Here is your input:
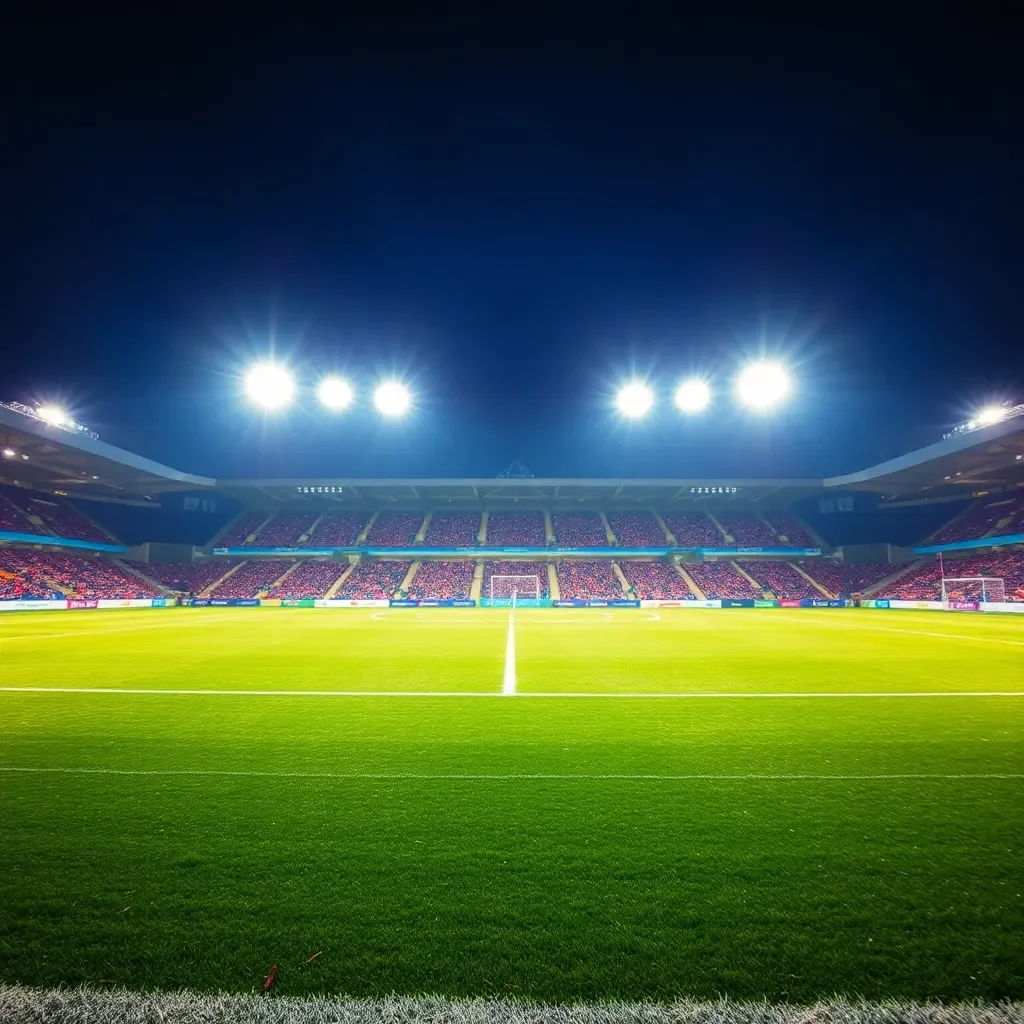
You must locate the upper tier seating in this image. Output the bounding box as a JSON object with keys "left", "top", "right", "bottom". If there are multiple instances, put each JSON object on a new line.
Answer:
{"left": 487, "top": 513, "right": 546, "bottom": 547}
{"left": 253, "top": 513, "right": 318, "bottom": 547}
{"left": 267, "top": 560, "right": 344, "bottom": 599}
{"left": 555, "top": 560, "right": 621, "bottom": 599}
{"left": 607, "top": 512, "right": 666, "bottom": 547}
{"left": 407, "top": 560, "right": 475, "bottom": 600}
{"left": 306, "top": 512, "right": 370, "bottom": 547}
{"left": 552, "top": 513, "right": 608, "bottom": 548}
{"left": 0, "top": 493, "right": 34, "bottom": 533}
{"left": 365, "top": 513, "right": 425, "bottom": 548}
{"left": 423, "top": 513, "right": 481, "bottom": 547}
{"left": 715, "top": 513, "right": 778, "bottom": 548}
{"left": 13, "top": 495, "right": 111, "bottom": 543}
{"left": 482, "top": 560, "right": 550, "bottom": 598}
{"left": 663, "top": 513, "right": 721, "bottom": 547}
{"left": 929, "top": 494, "right": 1024, "bottom": 545}
{"left": 218, "top": 511, "right": 267, "bottom": 547}
{"left": 619, "top": 561, "right": 693, "bottom": 599}
{"left": 762, "top": 512, "right": 815, "bottom": 547}
{"left": 684, "top": 561, "right": 759, "bottom": 600}
{"left": 336, "top": 561, "right": 410, "bottom": 600}
{"left": 210, "top": 560, "right": 295, "bottom": 598}
{"left": 739, "top": 560, "right": 816, "bottom": 600}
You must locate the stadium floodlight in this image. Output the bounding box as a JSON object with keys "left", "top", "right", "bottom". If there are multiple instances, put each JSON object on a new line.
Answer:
{"left": 615, "top": 381, "right": 654, "bottom": 419}
{"left": 317, "top": 376, "right": 354, "bottom": 411}
{"left": 735, "top": 361, "right": 792, "bottom": 411}
{"left": 1, "top": 448, "right": 14, "bottom": 458}
{"left": 244, "top": 363, "right": 295, "bottom": 411}
{"left": 36, "top": 404, "right": 70, "bottom": 427}
{"left": 373, "top": 380, "right": 411, "bottom": 418}
{"left": 975, "top": 405, "right": 1007, "bottom": 427}
{"left": 674, "top": 378, "right": 711, "bottom": 414}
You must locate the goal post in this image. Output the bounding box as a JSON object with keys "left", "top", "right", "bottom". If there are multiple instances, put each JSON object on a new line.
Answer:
{"left": 940, "top": 576, "right": 1005, "bottom": 608}
{"left": 489, "top": 575, "right": 541, "bottom": 606}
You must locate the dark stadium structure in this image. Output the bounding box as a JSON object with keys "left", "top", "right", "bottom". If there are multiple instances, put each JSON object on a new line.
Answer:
{"left": 1, "top": 401, "right": 1023, "bottom": 605}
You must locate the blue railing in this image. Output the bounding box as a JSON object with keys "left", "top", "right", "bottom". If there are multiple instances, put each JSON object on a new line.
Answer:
{"left": 0, "top": 530, "right": 127, "bottom": 553}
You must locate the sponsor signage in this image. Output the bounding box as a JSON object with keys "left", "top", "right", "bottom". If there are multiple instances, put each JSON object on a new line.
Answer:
{"left": 754, "top": 599, "right": 778, "bottom": 608}
{"left": 67, "top": 599, "right": 99, "bottom": 609}
{"left": 981, "top": 602, "right": 1024, "bottom": 614}
{"left": 780, "top": 599, "right": 801, "bottom": 608}
{"left": 0, "top": 598, "right": 67, "bottom": 612}
{"left": 389, "top": 599, "right": 420, "bottom": 608}
{"left": 947, "top": 600, "right": 980, "bottom": 612}
{"left": 719, "top": 599, "right": 755, "bottom": 608}
{"left": 190, "top": 598, "right": 261, "bottom": 607}
{"left": 314, "top": 599, "right": 390, "bottom": 608}
{"left": 281, "top": 599, "right": 316, "bottom": 608}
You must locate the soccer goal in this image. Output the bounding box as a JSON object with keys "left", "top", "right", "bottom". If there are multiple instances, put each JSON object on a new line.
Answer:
{"left": 489, "top": 575, "right": 541, "bottom": 606}
{"left": 940, "top": 576, "right": 1005, "bottom": 608}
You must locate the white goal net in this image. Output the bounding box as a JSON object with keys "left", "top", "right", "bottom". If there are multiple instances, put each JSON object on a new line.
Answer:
{"left": 940, "top": 576, "right": 1005, "bottom": 608}
{"left": 489, "top": 575, "right": 541, "bottom": 605}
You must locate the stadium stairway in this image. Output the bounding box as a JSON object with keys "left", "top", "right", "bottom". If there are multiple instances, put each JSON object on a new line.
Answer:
{"left": 5, "top": 495, "right": 56, "bottom": 537}
{"left": 116, "top": 560, "right": 173, "bottom": 596}
{"left": 675, "top": 562, "right": 705, "bottom": 599}
{"left": 652, "top": 511, "right": 676, "bottom": 545}
{"left": 706, "top": 512, "right": 732, "bottom": 544}
{"left": 470, "top": 562, "right": 484, "bottom": 600}
{"left": 544, "top": 511, "right": 556, "bottom": 544}
{"left": 862, "top": 558, "right": 929, "bottom": 596}
{"left": 298, "top": 512, "right": 327, "bottom": 545}
{"left": 206, "top": 509, "right": 247, "bottom": 548}
{"left": 611, "top": 560, "right": 631, "bottom": 595}
{"left": 243, "top": 513, "right": 277, "bottom": 545}
{"left": 599, "top": 511, "right": 617, "bottom": 544}
{"left": 925, "top": 500, "right": 978, "bottom": 543}
{"left": 986, "top": 510, "right": 1021, "bottom": 538}
{"left": 324, "top": 562, "right": 357, "bottom": 599}
{"left": 414, "top": 514, "right": 431, "bottom": 544}
{"left": 791, "top": 562, "right": 833, "bottom": 598}
{"left": 355, "top": 512, "right": 379, "bottom": 546}
{"left": 400, "top": 561, "right": 421, "bottom": 594}
{"left": 477, "top": 511, "right": 489, "bottom": 544}
{"left": 269, "top": 562, "right": 300, "bottom": 590}
{"left": 756, "top": 512, "right": 782, "bottom": 543}
{"left": 731, "top": 560, "right": 770, "bottom": 597}
{"left": 73, "top": 502, "right": 120, "bottom": 543}
{"left": 199, "top": 561, "right": 245, "bottom": 597}
{"left": 547, "top": 563, "right": 560, "bottom": 600}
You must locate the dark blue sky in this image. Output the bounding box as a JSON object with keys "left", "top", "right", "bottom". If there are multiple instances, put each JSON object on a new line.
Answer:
{"left": 3, "top": 10, "right": 1021, "bottom": 480}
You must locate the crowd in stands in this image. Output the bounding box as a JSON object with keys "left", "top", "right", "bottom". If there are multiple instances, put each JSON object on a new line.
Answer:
{"left": 684, "top": 560, "right": 758, "bottom": 600}
{"left": 556, "top": 559, "right": 621, "bottom": 599}
{"left": 664, "top": 513, "right": 721, "bottom": 547}
{"left": 608, "top": 512, "right": 666, "bottom": 547}
{"left": 879, "top": 552, "right": 1024, "bottom": 602}
{"left": 929, "top": 494, "right": 1024, "bottom": 546}
{"left": 739, "top": 560, "right": 816, "bottom": 600}
{"left": 143, "top": 560, "right": 237, "bottom": 594}
{"left": 254, "top": 513, "right": 317, "bottom": 547}
{"left": 267, "top": 560, "right": 345, "bottom": 599}
{"left": 218, "top": 511, "right": 267, "bottom": 546}
{"left": 423, "top": 513, "right": 480, "bottom": 547}
{"left": 762, "top": 512, "right": 815, "bottom": 547}
{"left": 483, "top": 560, "right": 549, "bottom": 598}
{"left": 365, "top": 513, "right": 425, "bottom": 547}
{"left": 15, "top": 495, "right": 111, "bottom": 543}
{"left": 336, "top": 560, "right": 410, "bottom": 600}
{"left": 487, "top": 512, "right": 546, "bottom": 547}
{"left": 306, "top": 512, "right": 370, "bottom": 547}
{"left": 552, "top": 513, "right": 608, "bottom": 548}
{"left": 0, "top": 549, "right": 160, "bottom": 599}
{"left": 715, "top": 513, "right": 778, "bottom": 548}
{"left": 839, "top": 562, "right": 908, "bottom": 594}
{"left": 0, "top": 495, "right": 32, "bottom": 533}
{"left": 407, "top": 560, "right": 475, "bottom": 600}
{"left": 210, "top": 560, "right": 294, "bottom": 599}
{"left": 619, "top": 560, "right": 693, "bottom": 599}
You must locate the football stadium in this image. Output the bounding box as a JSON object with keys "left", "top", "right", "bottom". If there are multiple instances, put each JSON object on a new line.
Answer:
{"left": 1, "top": 397, "right": 1022, "bottom": 1020}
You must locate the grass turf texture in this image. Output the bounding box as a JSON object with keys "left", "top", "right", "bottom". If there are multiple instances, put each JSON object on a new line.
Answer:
{"left": 0, "top": 607, "right": 1022, "bottom": 1003}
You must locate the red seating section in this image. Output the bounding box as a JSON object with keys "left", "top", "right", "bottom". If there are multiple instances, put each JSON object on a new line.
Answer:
{"left": 664, "top": 513, "right": 721, "bottom": 547}
{"left": 739, "top": 560, "right": 816, "bottom": 600}
{"left": 552, "top": 514, "right": 608, "bottom": 548}
{"left": 336, "top": 561, "right": 410, "bottom": 600}
{"left": 306, "top": 512, "right": 370, "bottom": 547}
{"left": 424, "top": 514, "right": 480, "bottom": 547}
{"left": 219, "top": 512, "right": 267, "bottom": 546}
{"left": 483, "top": 560, "right": 549, "bottom": 598}
{"left": 252, "top": 513, "right": 317, "bottom": 547}
{"left": 930, "top": 494, "right": 1024, "bottom": 545}
{"left": 555, "top": 560, "right": 620, "bottom": 599}
{"left": 715, "top": 513, "right": 777, "bottom": 547}
{"left": 0, "top": 549, "right": 159, "bottom": 599}
{"left": 762, "top": 512, "right": 814, "bottom": 546}
{"left": 880, "top": 552, "right": 1024, "bottom": 602}
{"left": 267, "top": 561, "right": 344, "bottom": 599}
{"left": 487, "top": 513, "right": 546, "bottom": 547}
{"left": 143, "top": 560, "right": 237, "bottom": 594}
{"left": 13, "top": 495, "right": 110, "bottom": 543}
{"left": 684, "top": 561, "right": 758, "bottom": 600}
{"left": 210, "top": 560, "right": 295, "bottom": 598}
{"left": 608, "top": 513, "right": 666, "bottom": 547}
{"left": 365, "top": 513, "right": 425, "bottom": 548}
{"left": 408, "top": 561, "right": 475, "bottom": 600}
{"left": 0, "top": 494, "right": 34, "bottom": 533}
{"left": 619, "top": 561, "right": 693, "bottom": 599}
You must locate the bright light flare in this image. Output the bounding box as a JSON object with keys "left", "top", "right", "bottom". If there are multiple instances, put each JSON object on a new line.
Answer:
{"left": 36, "top": 405, "right": 70, "bottom": 427}
{"left": 736, "top": 362, "right": 792, "bottom": 411}
{"left": 244, "top": 363, "right": 295, "bottom": 410}
{"left": 975, "top": 406, "right": 1007, "bottom": 427}
{"left": 674, "top": 378, "right": 711, "bottom": 414}
{"left": 615, "top": 381, "right": 654, "bottom": 419}
{"left": 373, "top": 381, "right": 411, "bottom": 418}
{"left": 317, "top": 376, "right": 354, "bottom": 411}
{"left": 2, "top": 448, "right": 15, "bottom": 459}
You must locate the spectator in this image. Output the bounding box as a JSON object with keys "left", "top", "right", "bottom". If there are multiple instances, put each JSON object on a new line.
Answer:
{"left": 408, "top": 560, "right": 475, "bottom": 600}
{"left": 552, "top": 514, "right": 608, "bottom": 548}
{"left": 608, "top": 513, "right": 666, "bottom": 547}
{"left": 486, "top": 513, "right": 546, "bottom": 547}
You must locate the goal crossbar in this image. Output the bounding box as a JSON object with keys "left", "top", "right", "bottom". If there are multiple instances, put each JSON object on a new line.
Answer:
{"left": 489, "top": 575, "right": 541, "bottom": 603}
{"left": 940, "top": 576, "right": 1005, "bottom": 605}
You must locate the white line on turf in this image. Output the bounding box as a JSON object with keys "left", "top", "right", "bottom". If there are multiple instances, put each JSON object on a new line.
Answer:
{"left": 503, "top": 603, "right": 517, "bottom": 695}
{"left": 1, "top": 767, "right": 1020, "bottom": 781}
{"left": 2, "top": 687, "right": 1023, "bottom": 697}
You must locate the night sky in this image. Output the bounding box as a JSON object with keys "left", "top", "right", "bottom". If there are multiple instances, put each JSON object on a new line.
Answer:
{"left": 3, "top": 10, "right": 1021, "bottom": 481}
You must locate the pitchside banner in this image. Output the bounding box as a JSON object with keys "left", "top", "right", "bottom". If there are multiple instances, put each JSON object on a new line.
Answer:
{"left": 188, "top": 598, "right": 261, "bottom": 607}
{"left": 389, "top": 599, "right": 477, "bottom": 607}
{"left": 552, "top": 599, "right": 641, "bottom": 608}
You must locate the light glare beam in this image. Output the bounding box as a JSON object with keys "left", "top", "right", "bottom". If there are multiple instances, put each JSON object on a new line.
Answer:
{"left": 36, "top": 405, "right": 70, "bottom": 427}
{"left": 244, "top": 363, "right": 295, "bottom": 411}
{"left": 317, "top": 376, "right": 354, "bottom": 411}
{"left": 374, "top": 381, "right": 411, "bottom": 418}
{"left": 736, "top": 362, "right": 792, "bottom": 411}
{"left": 615, "top": 382, "right": 654, "bottom": 419}
{"left": 674, "top": 379, "right": 711, "bottom": 414}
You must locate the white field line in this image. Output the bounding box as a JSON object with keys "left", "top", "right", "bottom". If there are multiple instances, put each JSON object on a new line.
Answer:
{"left": 769, "top": 612, "right": 1024, "bottom": 646}
{"left": 1, "top": 767, "right": 1021, "bottom": 781}
{"left": 0, "top": 613, "right": 250, "bottom": 644}
{"left": 2, "top": 686, "right": 1024, "bottom": 698}
{"left": 503, "top": 604, "right": 516, "bottom": 694}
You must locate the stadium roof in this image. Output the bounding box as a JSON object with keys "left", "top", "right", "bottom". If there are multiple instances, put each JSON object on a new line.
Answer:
{"left": 2, "top": 401, "right": 1022, "bottom": 509}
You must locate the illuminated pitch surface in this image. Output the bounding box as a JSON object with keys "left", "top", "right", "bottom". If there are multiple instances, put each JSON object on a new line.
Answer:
{"left": 0, "top": 607, "right": 1022, "bottom": 1002}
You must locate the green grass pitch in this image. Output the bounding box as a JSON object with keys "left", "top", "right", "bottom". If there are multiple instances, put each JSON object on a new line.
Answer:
{"left": 0, "top": 606, "right": 1022, "bottom": 1003}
